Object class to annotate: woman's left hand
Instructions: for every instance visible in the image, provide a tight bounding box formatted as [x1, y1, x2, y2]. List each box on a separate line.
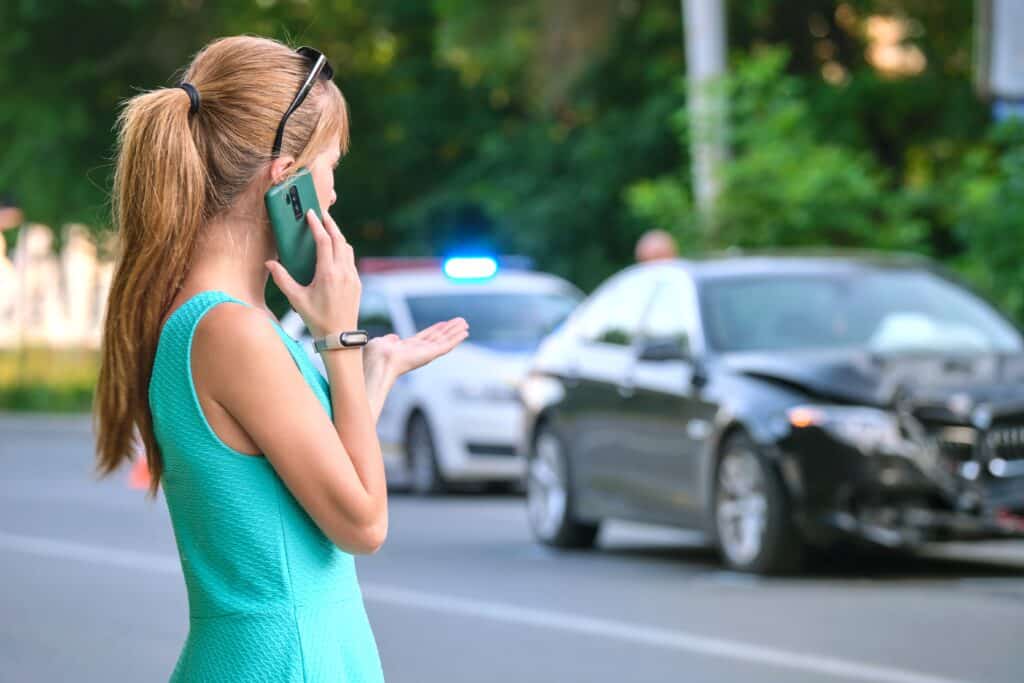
[363, 318, 469, 381]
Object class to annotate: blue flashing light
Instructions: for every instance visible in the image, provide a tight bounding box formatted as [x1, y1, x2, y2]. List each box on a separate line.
[443, 256, 498, 281]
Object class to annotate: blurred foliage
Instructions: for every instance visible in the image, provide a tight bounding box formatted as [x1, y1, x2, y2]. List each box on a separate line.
[0, 348, 99, 412]
[629, 48, 926, 252]
[952, 122, 1024, 323]
[1, 0, 1021, 317]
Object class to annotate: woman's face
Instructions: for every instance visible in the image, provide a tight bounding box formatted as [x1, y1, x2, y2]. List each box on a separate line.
[308, 140, 341, 212]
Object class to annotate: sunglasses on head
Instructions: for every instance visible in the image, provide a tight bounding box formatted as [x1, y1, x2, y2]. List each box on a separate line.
[271, 46, 336, 159]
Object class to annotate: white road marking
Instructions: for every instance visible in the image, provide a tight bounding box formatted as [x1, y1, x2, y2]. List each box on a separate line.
[0, 530, 180, 573]
[0, 530, 968, 683]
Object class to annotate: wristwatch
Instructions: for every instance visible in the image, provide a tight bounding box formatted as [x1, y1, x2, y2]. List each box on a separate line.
[313, 330, 369, 353]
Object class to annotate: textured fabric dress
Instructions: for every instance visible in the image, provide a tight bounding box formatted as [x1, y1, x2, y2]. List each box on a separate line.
[149, 289, 385, 682]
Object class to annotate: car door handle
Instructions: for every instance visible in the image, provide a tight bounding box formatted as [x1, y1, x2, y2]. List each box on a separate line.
[617, 382, 635, 398]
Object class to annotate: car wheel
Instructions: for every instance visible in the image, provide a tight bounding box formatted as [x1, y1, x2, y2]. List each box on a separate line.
[526, 424, 599, 548]
[713, 432, 803, 574]
[407, 413, 446, 496]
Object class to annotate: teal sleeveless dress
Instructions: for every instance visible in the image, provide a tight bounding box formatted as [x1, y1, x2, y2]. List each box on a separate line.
[149, 290, 385, 682]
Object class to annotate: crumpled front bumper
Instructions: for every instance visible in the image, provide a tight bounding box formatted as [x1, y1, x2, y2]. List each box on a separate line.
[775, 425, 1024, 548]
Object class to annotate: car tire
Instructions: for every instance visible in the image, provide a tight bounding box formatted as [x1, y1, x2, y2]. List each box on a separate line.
[712, 431, 804, 574]
[406, 413, 447, 496]
[526, 423, 599, 549]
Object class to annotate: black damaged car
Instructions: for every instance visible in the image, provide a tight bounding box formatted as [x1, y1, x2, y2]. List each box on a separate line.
[518, 254, 1024, 573]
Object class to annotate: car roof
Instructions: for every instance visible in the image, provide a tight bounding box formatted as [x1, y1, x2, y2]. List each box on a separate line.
[362, 268, 582, 297]
[627, 250, 937, 282]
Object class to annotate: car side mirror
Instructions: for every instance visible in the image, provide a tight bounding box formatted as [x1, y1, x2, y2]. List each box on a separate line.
[638, 335, 690, 362]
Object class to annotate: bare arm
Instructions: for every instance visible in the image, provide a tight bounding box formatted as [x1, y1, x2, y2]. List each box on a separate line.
[361, 348, 398, 425]
[257, 208, 467, 556]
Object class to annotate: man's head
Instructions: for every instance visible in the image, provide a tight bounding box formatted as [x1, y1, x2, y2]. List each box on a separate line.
[634, 229, 678, 262]
[0, 194, 23, 232]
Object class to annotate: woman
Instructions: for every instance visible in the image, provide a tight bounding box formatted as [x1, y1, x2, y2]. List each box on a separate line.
[93, 35, 468, 681]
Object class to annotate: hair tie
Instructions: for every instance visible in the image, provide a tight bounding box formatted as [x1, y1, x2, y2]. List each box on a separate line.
[178, 82, 200, 116]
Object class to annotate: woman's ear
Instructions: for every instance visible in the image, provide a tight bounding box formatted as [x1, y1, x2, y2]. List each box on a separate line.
[269, 155, 296, 185]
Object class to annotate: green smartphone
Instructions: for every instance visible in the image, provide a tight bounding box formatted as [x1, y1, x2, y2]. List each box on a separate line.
[264, 167, 322, 286]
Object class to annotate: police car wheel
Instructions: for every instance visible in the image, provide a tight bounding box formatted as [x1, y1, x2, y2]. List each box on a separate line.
[407, 413, 446, 495]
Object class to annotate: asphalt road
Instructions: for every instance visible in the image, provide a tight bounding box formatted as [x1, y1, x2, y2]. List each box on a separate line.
[1, 414, 1022, 683]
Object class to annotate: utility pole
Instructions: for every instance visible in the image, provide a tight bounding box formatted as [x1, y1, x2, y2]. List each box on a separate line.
[681, 0, 728, 227]
[975, 0, 1024, 121]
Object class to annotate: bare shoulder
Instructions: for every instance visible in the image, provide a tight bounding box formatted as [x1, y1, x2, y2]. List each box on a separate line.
[193, 302, 279, 350]
[191, 302, 295, 387]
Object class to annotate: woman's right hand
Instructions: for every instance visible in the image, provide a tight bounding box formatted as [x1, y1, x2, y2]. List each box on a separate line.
[265, 208, 360, 338]
[364, 318, 469, 381]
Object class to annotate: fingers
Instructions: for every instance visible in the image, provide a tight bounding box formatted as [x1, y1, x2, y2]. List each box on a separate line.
[419, 318, 468, 345]
[322, 210, 352, 265]
[265, 260, 301, 302]
[415, 321, 468, 339]
[446, 320, 470, 344]
[431, 321, 469, 355]
[413, 323, 443, 343]
[307, 209, 334, 279]
[441, 319, 469, 344]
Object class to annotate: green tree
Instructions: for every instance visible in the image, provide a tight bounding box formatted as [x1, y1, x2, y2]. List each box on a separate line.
[952, 121, 1024, 322]
[630, 48, 925, 253]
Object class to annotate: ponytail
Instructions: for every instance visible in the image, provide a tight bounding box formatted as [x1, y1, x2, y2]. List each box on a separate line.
[94, 86, 207, 498]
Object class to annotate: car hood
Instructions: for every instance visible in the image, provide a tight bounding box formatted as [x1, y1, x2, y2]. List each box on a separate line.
[721, 349, 1024, 418]
[412, 340, 535, 384]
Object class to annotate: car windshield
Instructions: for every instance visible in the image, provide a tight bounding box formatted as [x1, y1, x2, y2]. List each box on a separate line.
[701, 269, 1023, 354]
[406, 291, 580, 352]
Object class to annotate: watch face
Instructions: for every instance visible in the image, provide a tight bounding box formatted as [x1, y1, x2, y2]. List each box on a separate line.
[341, 331, 369, 346]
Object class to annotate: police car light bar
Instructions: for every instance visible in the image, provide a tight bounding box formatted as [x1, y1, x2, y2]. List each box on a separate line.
[358, 255, 533, 276]
[443, 256, 498, 280]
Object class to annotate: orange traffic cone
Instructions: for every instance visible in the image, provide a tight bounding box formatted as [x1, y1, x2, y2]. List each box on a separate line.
[129, 457, 152, 490]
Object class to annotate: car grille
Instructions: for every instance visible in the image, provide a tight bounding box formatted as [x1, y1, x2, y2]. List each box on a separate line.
[984, 424, 1024, 462]
[465, 442, 518, 458]
[925, 420, 1024, 480]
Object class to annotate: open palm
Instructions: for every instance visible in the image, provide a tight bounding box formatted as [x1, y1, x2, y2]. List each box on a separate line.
[365, 317, 469, 378]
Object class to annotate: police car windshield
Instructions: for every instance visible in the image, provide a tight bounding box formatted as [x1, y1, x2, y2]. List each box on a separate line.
[701, 269, 1024, 354]
[407, 292, 579, 351]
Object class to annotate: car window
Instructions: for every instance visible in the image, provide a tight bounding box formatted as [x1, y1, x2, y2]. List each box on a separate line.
[573, 270, 659, 347]
[405, 291, 580, 352]
[640, 274, 698, 353]
[700, 270, 1024, 353]
[360, 289, 395, 338]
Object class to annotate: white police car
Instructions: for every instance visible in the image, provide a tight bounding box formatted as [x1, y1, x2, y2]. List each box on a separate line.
[280, 256, 583, 494]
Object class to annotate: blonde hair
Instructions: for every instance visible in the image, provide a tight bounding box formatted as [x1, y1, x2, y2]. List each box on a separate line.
[94, 36, 349, 497]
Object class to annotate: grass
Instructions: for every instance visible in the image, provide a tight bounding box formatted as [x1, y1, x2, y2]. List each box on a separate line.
[0, 347, 99, 412]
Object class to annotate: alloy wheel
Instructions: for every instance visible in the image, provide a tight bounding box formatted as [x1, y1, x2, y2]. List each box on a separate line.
[715, 448, 769, 566]
[527, 432, 568, 541]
